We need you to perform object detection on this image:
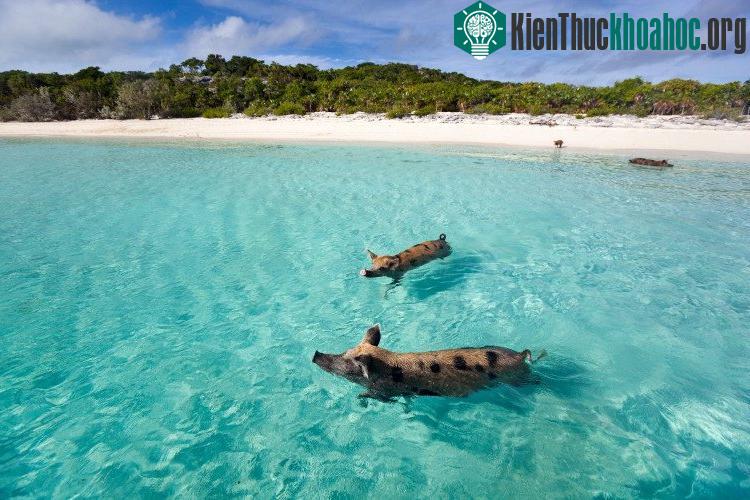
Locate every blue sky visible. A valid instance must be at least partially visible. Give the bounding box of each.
[0,0,746,84]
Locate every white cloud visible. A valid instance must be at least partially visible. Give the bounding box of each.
[0,0,163,72]
[183,16,318,59]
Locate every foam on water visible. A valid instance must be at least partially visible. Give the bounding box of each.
[1,138,749,497]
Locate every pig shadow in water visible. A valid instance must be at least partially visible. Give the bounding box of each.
[384,253,484,300]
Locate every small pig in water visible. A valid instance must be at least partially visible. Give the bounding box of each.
[360,234,451,278]
[312,324,541,400]
[629,158,673,168]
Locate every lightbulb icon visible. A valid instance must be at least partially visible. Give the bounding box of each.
[454,2,505,60]
[464,10,497,59]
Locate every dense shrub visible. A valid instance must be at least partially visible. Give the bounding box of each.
[0,106,13,121]
[586,105,618,117]
[9,88,55,121]
[468,102,508,115]
[244,102,271,117]
[202,107,231,118]
[273,102,305,115]
[116,80,158,119]
[62,88,100,119]
[413,106,435,116]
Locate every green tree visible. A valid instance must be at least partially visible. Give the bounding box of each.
[181,58,205,74]
[204,54,227,75]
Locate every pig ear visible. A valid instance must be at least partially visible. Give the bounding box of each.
[361,324,381,346]
[354,354,383,380]
[366,249,377,261]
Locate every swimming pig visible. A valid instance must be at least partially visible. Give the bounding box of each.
[629,158,673,168]
[360,234,451,278]
[312,324,540,400]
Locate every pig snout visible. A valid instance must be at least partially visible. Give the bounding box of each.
[312,351,327,365]
[312,351,334,371]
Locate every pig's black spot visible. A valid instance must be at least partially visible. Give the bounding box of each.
[438,243,444,249]
[474,364,484,372]
[418,361,425,370]
[453,356,468,370]
[422,244,429,249]
[488,372,497,379]
[417,389,439,396]
[410,259,416,265]
[391,366,404,383]
[430,362,440,373]
[486,351,498,367]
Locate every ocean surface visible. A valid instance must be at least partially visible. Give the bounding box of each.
[1,138,749,498]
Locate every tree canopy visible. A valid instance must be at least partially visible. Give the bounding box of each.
[1,56,747,121]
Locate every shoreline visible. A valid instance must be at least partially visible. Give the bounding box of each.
[1,112,749,156]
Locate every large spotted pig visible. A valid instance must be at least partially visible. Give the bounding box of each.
[312,325,540,400]
[360,234,451,278]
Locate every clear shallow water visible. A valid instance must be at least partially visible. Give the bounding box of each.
[1,138,749,498]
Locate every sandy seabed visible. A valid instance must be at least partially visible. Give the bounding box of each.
[1,112,749,157]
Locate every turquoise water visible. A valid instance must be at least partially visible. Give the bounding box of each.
[1,138,749,498]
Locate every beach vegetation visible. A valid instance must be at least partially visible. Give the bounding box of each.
[585,105,618,117]
[1,57,748,121]
[273,102,306,115]
[243,102,272,117]
[386,106,410,119]
[413,106,435,117]
[115,80,159,119]
[202,107,232,118]
[9,88,56,121]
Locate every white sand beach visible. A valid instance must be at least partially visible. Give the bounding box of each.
[1,112,749,156]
